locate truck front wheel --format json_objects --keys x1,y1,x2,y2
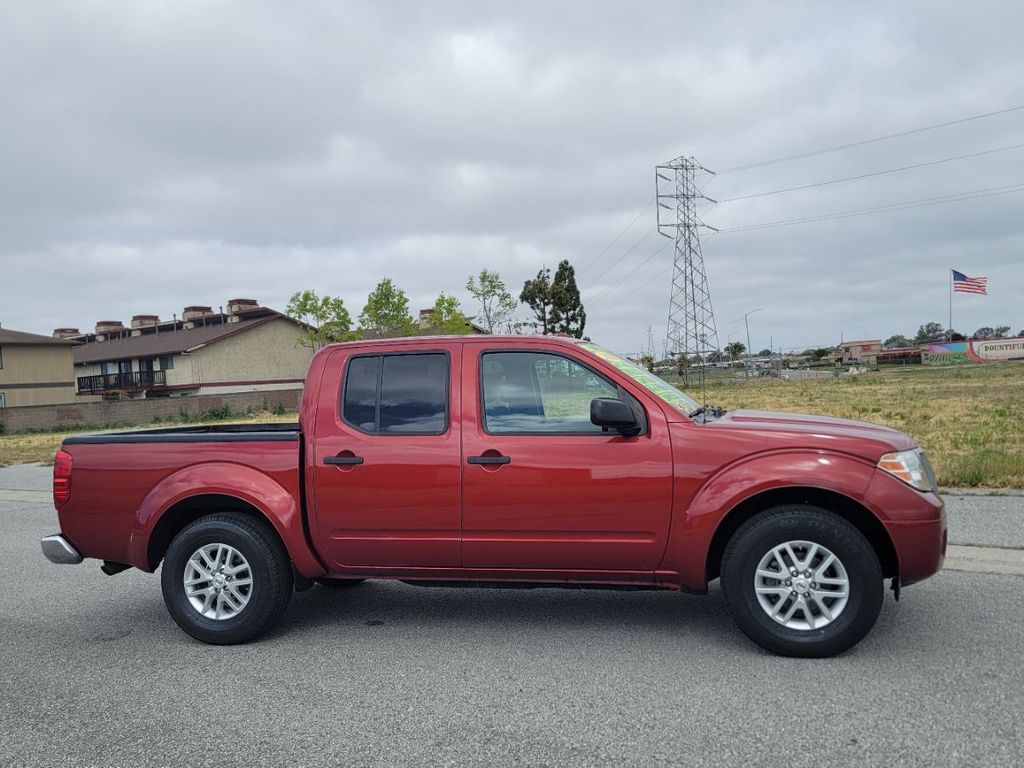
[
  {"x1": 721, "y1": 504, "x2": 883, "y2": 658},
  {"x1": 160, "y1": 513, "x2": 293, "y2": 644}
]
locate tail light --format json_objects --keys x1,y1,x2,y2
[{"x1": 53, "y1": 449, "x2": 73, "y2": 508}]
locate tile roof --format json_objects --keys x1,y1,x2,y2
[
  {"x1": 0, "y1": 327, "x2": 75, "y2": 346},
  {"x1": 72, "y1": 312, "x2": 286, "y2": 365}
]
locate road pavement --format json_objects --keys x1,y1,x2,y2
[{"x1": 1, "y1": 465, "x2": 1022, "y2": 767}]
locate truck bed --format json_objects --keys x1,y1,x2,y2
[
  {"x1": 63, "y1": 422, "x2": 300, "y2": 445},
  {"x1": 57, "y1": 422, "x2": 303, "y2": 571}
]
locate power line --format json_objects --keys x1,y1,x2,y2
[
  {"x1": 578, "y1": 197, "x2": 655, "y2": 273},
  {"x1": 718, "y1": 182, "x2": 1024, "y2": 233},
  {"x1": 615, "y1": 257, "x2": 674, "y2": 302},
  {"x1": 580, "y1": 225, "x2": 657, "y2": 290},
  {"x1": 717, "y1": 103, "x2": 1024, "y2": 174},
  {"x1": 716, "y1": 142, "x2": 1024, "y2": 203},
  {"x1": 587, "y1": 237, "x2": 672, "y2": 303}
]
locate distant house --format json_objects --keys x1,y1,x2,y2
[
  {"x1": 61, "y1": 299, "x2": 314, "y2": 399},
  {"x1": 827, "y1": 340, "x2": 883, "y2": 366},
  {"x1": 0, "y1": 326, "x2": 79, "y2": 407}
]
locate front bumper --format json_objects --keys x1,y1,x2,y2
[
  {"x1": 41, "y1": 534, "x2": 83, "y2": 565},
  {"x1": 864, "y1": 470, "x2": 947, "y2": 586}
]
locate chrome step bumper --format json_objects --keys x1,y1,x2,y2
[{"x1": 41, "y1": 534, "x2": 83, "y2": 565}]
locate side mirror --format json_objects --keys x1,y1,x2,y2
[{"x1": 590, "y1": 397, "x2": 639, "y2": 434}]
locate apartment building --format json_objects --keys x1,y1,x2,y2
[
  {"x1": 62, "y1": 299, "x2": 314, "y2": 399},
  {"x1": 0, "y1": 326, "x2": 79, "y2": 407}
]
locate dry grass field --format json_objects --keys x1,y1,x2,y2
[
  {"x1": 2, "y1": 363, "x2": 1021, "y2": 487},
  {"x1": 0, "y1": 411, "x2": 297, "y2": 469},
  {"x1": 681, "y1": 363, "x2": 1024, "y2": 488}
]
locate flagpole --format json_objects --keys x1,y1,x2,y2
[{"x1": 948, "y1": 268, "x2": 953, "y2": 341}]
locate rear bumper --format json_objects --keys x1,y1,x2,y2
[{"x1": 41, "y1": 534, "x2": 83, "y2": 565}]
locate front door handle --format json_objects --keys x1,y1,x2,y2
[
  {"x1": 324, "y1": 455, "x2": 364, "y2": 466},
  {"x1": 467, "y1": 455, "x2": 511, "y2": 465}
]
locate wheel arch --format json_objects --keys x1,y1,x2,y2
[
  {"x1": 705, "y1": 486, "x2": 899, "y2": 583},
  {"x1": 129, "y1": 462, "x2": 326, "y2": 579},
  {"x1": 147, "y1": 494, "x2": 272, "y2": 572}
]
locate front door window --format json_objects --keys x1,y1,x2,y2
[{"x1": 480, "y1": 351, "x2": 631, "y2": 434}]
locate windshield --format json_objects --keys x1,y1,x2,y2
[{"x1": 580, "y1": 343, "x2": 701, "y2": 416}]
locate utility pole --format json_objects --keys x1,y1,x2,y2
[
  {"x1": 743, "y1": 308, "x2": 763, "y2": 380},
  {"x1": 656, "y1": 156, "x2": 719, "y2": 385}
]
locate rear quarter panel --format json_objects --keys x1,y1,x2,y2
[{"x1": 58, "y1": 439, "x2": 323, "y2": 576}]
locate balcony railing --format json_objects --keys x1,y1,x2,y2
[{"x1": 77, "y1": 370, "x2": 167, "y2": 394}]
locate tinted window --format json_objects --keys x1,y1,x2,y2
[
  {"x1": 481, "y1": 351, "x2": 620, "y2": 434},
  {"x1": 342, "y1": 353, "x2": 448, "y2": 435},
  {"x1": 342, "y1": 356, "x2": 380, "y2": 432},
  {"x1": 380, "y1": 354, "x2": 447, "y2": 434}
]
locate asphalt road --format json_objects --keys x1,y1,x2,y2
[{"x1": 2, "y1": 465, "x2": 1022, "y2": 767}]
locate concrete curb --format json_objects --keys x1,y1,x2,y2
[
  {"x1": 940, "y1": 487, "x2": 1024, "y2": 498},
  {"x1": 944, "y1": 544, "x2": 1024, "y2": 577}
]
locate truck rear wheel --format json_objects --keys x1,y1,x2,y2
[
  {"x1": 160, "y1": 513, "x2": 293, "y2": 644},
  {"x1": 720, "y1": 504, "x2": 883, "y2": 658}
]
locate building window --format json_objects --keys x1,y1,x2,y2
[
  {"x1": 0, "y1": 392, "x2": 6, "y2": 408},
  {"x1": 159, "y1": 355, "x2": 174, "y2": 370},
  {"x1": 0, "y1": 346, "x2": 4, "y2": 368}
]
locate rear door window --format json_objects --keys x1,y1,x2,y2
[{"x1": 342, "y1": 353, "x2": 448, "y2": 435}]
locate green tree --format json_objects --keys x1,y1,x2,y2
[
  {"x1": 520, "y1": 267, "x2": 557, "y2": 334},
  {"x1": 359, "y1": 278, "x2": 416, "y2": 338},
  {"x1": 638, "y1": 353, "x2": 655, "y2": 372},
  {"x1": 551, "y1": 259, "x2": 586, "y2": 338},
  {"x1": 423, "y1": 293, "x2": 471, "y2": 335},
  {"x1": 803, "y1": 347, "x2": 833, "y2": 361},
  {"x1": 725, "y1": 341, "x2": 746, "y2": 360},
  {"x1": 914, "y1": 322, "x2": 946, "y2": 344},
  {"x1": 285, "y1": 289, "x2": 356, "y2": 349},
  {"x1": 994, "y1": 325, "x2": 1011, "y2": 338},
  {"x1": 884, "y1": 335, "x2": 911, "y2": 349},
  {"x1": 972, "y1": 326, "x2": 995, "y2": 340},
  {"x1": 757, "y1": 348, "x2": 772, "y2": 357},
  {"x1": 466, "y1": 269, "x2": 516, "y2": 334}
]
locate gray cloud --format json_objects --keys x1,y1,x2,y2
[{"x1": 2, "y1": 0, "x2": 1023, "y2": 353}]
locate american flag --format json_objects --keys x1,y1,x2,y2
[{"x1": 952, "y1": 269, "x2": 988, "y2": 295}]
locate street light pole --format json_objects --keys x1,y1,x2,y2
[{"x1": 743, "y1": 308, "x2": 764, "y2": 380}]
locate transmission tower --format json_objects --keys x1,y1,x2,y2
[{"x1": 656, "y1": 156, "x2": 720, "y2": 383}]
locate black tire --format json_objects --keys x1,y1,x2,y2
[
  {"x1": 721, "y1": 504, "x2": 883, "y2": 658},
  {"x1": 160, "y1": 513, "x2": 293, "y2": 644},
  {"x1": 316, "y1": 578, "x2": 366, "y2": 588}
]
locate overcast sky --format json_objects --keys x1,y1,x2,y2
[{"x1": 2, "y1": 1, "x2": 1022, "y2": 355}]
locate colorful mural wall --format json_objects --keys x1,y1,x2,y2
[{"x1": 924, "y1": 336, "x2": 1024, "y2": 365}]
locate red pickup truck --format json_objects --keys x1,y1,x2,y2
[{"x1": 41, "y1": 335, "x2": 945, "y2": 656}]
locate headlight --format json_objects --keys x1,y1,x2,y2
[{"x1": 878, "y1": 449, "x2": 937, "y2": 492}]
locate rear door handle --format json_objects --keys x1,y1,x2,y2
[
  {"x1": 324, "y1": 455, "x2": 364, "y2": 466},
  {"x1": 467, "y1": 455, "x2": 511, "y2": 465}
]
